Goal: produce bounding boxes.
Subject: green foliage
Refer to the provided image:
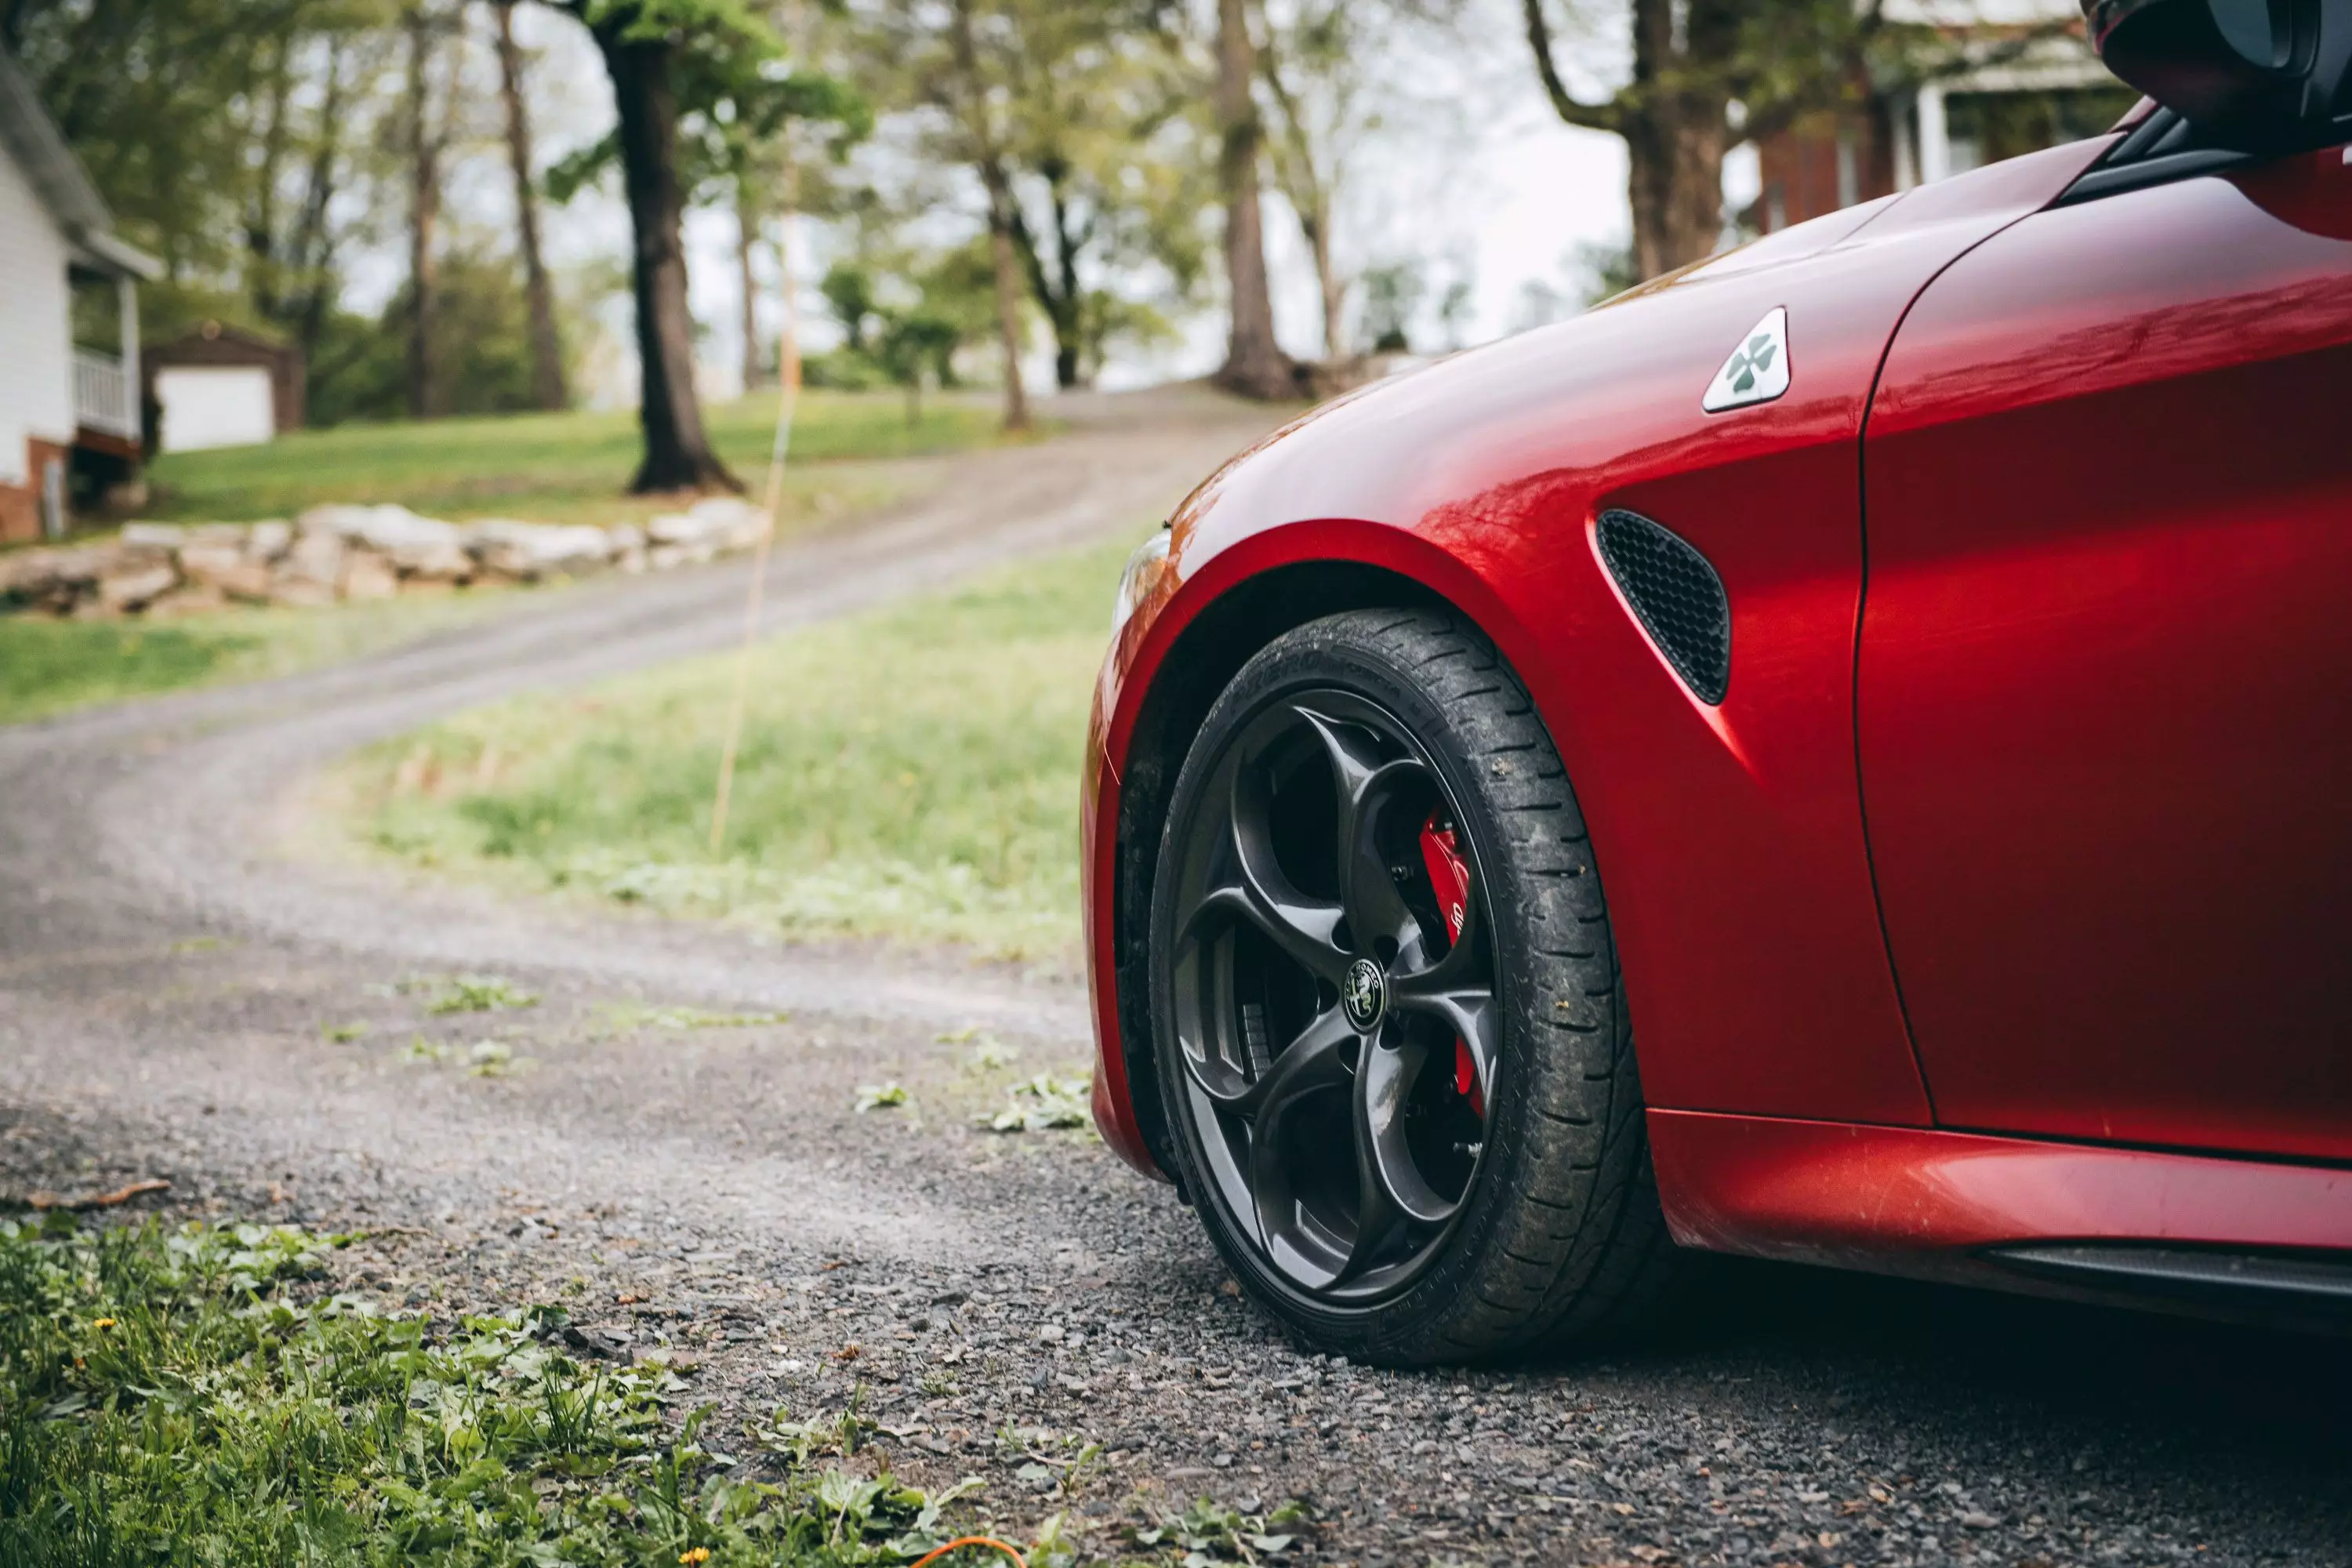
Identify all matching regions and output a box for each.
[0,595,503,728]
[306,251,579,429]
[1357,260,1425,354]
[858,0,1206,389]
[594,1004,791,1033]
[812,245,997,414]
[550,0,869,207]
[985,1073,1091,1134]
[421,975,540,1015]
[1130,1495,1313,1563]
[0,1215,978,1565]
[4,0,336,275]
[143,390,1011,528]
[335,538,1131,956]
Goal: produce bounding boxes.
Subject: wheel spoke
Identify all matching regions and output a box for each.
[1180,765,1349,983]
[1188,1004,1350,1113]
[1241,1013,1356,1260]
[1352,1035,1460,1258]
[1296,708,1428,959]
[1388,978,1499,1105]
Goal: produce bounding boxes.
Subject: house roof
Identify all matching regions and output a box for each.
[0,44,160,281]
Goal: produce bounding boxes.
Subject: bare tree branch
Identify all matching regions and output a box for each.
[1523,0,1624,133]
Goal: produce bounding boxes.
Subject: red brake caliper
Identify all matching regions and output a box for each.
[1416,811,1482,1119]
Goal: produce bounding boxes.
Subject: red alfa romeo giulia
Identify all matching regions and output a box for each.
[1081,0,2352,1363]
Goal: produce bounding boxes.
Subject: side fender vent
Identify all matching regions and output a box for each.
[1595,510,1730,705]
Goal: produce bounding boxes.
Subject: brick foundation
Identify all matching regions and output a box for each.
[0,438,69,544]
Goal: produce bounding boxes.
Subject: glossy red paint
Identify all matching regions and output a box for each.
[1860,144,2352,1163]
[1088,137,2118,1178]
[1648,1109,2352,1272]
[1087,120,2352,1308]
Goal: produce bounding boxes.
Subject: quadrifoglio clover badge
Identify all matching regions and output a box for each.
[1702,307,1791,412]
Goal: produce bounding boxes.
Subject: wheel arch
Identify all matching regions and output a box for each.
[1105,535,1534,1179]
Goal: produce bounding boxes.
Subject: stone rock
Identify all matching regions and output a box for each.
[119,522,188,550]
[606,523,648,575]
[285,526,345,579]
[96,562,180,614]
[690,494,772,549]
[246,521,293,561]
[0,546,106,604]
[178,543,274,602]
[340,547,400,601]
[646,495,768,554]
[298,503,452,549]
[295,503,470,580]
[145,583,229,619]
[463,520,615,581]
[398,539,474,582]
[274,528,346,604]
[269,576,338,609]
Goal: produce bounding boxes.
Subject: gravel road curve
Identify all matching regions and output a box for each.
[2,387,2347,1567]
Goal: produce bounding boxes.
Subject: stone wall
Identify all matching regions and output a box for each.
[0,496,771,619]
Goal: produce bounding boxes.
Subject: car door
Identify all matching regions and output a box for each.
[1858,139,2352,1163]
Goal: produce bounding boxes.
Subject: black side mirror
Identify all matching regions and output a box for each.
[2086,0,2352,148]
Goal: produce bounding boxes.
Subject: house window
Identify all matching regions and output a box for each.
[1944,86,2143,175]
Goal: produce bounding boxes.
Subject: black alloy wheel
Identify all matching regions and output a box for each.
[1148,609,1682,1363]
[1164,687,1494,1301]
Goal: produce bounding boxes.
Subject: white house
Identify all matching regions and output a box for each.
[0,45,158,544]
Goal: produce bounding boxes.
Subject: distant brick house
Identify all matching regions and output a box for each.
[0,45,158,543]
[1751,0,2136,234]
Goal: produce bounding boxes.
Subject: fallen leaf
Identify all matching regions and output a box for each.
[19,1178,171,1212]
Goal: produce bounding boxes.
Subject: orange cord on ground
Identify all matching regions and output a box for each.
[904,1537,1028,1568]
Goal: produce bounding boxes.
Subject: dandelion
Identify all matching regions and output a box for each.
[679,1551,712,1566]
[91,1317,116,1329]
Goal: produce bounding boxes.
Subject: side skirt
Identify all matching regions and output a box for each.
[1648,1109,2352,1328]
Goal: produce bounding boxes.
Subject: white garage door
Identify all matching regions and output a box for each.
[155,365,277,453]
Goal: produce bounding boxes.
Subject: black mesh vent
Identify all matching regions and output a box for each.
[1595,510,1730,705]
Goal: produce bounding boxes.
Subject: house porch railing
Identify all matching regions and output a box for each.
[73,347,138,441]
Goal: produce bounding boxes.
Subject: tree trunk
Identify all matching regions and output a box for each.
[1624,0,1732,276]
[984,197,1032,432]
[403,11,442,421]
[1212,0,1294,400]
[495,1,568,412]
[291,38,347,361]
[1623,106,1729,278]
[735,182,764,394]
[947,0,1029,431]
[1523,0,1733,281]
[246,30,295,322]
[593,16,738,492]
[1006,194,1081,394]
[1049,183,1083,390]
[1306,210,1343,358]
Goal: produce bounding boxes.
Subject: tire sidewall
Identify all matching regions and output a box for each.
[1148,616,1568,1363]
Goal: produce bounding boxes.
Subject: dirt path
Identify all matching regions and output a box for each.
[2,388,2347,1567]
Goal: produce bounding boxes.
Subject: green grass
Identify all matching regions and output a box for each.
[0,1215,999,1566]
[143,391,1021,528]
[332,539,1130,958]
[0,593,515,727]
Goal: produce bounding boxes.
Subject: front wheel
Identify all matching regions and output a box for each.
[1148,608,1681,1363]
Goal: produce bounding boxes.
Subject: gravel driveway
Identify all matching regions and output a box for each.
[2,388,2346,1567]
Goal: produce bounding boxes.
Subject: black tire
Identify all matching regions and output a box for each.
[1147,607,1682,1364]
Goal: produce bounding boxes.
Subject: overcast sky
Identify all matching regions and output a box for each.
[351,2,1759,402]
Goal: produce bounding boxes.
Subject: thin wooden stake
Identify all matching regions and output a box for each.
[708,209,803,855]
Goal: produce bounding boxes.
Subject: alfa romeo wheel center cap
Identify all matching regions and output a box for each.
[1341,956,1388,1032]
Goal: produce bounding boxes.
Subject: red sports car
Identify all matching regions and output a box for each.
[1081,0,2352,1363]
